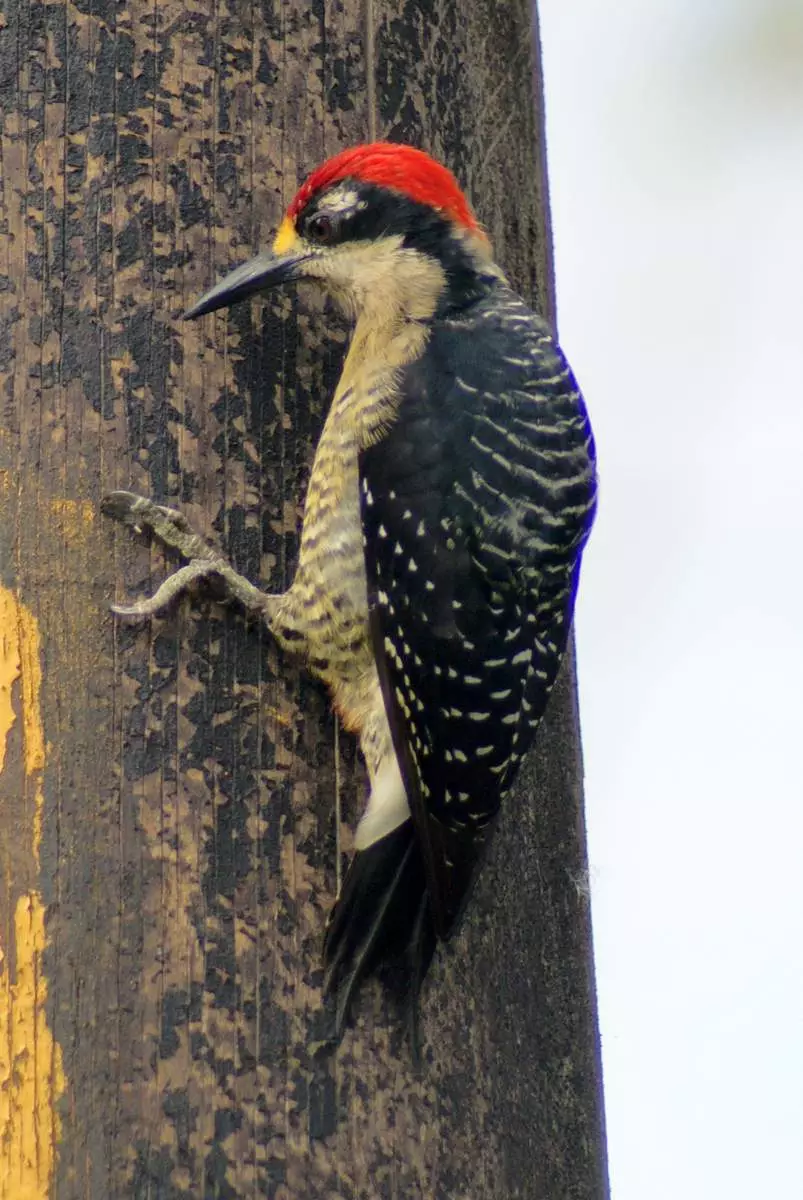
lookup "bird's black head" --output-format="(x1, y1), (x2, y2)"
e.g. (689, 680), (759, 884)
(185, 142), (500, 322)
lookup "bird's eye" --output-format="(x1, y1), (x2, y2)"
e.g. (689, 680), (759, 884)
(307, 213), (339, 244)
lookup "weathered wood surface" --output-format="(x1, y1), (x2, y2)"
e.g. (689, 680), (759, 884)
(0, 1), (608, 1196)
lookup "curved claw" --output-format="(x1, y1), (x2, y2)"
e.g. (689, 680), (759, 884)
(101, 490), (188, 528)
(110, 560), (222, 620)
(103, 490), (277, 627)
(100, 490), (141, 522)
(102, 490), (217, 561)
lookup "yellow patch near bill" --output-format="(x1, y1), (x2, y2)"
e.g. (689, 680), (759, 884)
(0, 587), (66, 1199)
(272, 215), (298, 255)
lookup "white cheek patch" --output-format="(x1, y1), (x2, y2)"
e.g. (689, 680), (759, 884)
(354, 753), (411, 848)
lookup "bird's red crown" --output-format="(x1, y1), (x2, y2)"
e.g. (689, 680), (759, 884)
(286, 143), (482, 235)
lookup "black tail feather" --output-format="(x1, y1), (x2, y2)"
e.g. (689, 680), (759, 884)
(322, 820), (436, 1044)
(404, 889), (434, 1061)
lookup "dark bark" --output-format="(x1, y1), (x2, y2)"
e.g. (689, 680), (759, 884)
(0, 0), (608, 1196)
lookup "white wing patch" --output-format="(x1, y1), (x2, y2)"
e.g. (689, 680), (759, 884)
(354, 753), (411, 849)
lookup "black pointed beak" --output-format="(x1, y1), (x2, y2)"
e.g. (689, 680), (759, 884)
(183, 250), (311, 320)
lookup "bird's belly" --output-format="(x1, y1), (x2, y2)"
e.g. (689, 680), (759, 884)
(288, 430), (372, 696)
(293, 526), (376, 733)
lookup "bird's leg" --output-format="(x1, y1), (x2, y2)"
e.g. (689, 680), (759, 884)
(101, 490), (279, 627)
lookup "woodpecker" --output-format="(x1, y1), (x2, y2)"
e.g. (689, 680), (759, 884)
(102, 142), (597, 1042)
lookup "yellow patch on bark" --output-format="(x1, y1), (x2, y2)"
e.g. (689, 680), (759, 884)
(48, 498), (95, 548)
(0, 588), (66, 1199)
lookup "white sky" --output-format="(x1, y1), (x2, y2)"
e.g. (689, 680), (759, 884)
(538, 2), (803, 1196)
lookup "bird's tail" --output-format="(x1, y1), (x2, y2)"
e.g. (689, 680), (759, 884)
(322, 820), (436, 1048)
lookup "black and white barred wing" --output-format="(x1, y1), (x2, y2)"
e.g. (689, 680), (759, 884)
(359, 294), (597, 938)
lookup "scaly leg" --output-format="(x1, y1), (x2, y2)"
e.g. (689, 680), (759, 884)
(101, 490), (287, 631)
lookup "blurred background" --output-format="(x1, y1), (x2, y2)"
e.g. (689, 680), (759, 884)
(538, 1), (803, 1196)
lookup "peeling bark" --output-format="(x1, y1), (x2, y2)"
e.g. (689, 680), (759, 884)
(0, 1), (608, 1196)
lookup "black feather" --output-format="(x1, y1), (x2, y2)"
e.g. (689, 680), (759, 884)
(322, 821), (436, 1041)
(322, 281), (596, 1043)
(360, 281), (597, 939)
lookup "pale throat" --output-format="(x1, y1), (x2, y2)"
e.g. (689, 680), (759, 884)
(338, 240), (447, 329)
(346, 258), (436, 394)
(334, 247), (445, 441)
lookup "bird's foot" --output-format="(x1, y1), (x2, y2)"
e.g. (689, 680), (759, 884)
(101, 490), (273, 622)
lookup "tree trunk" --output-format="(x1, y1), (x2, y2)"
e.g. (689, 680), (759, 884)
(0, 1), (608, 1196)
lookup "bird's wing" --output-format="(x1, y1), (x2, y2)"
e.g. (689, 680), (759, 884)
(359, 293), (596, 938)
